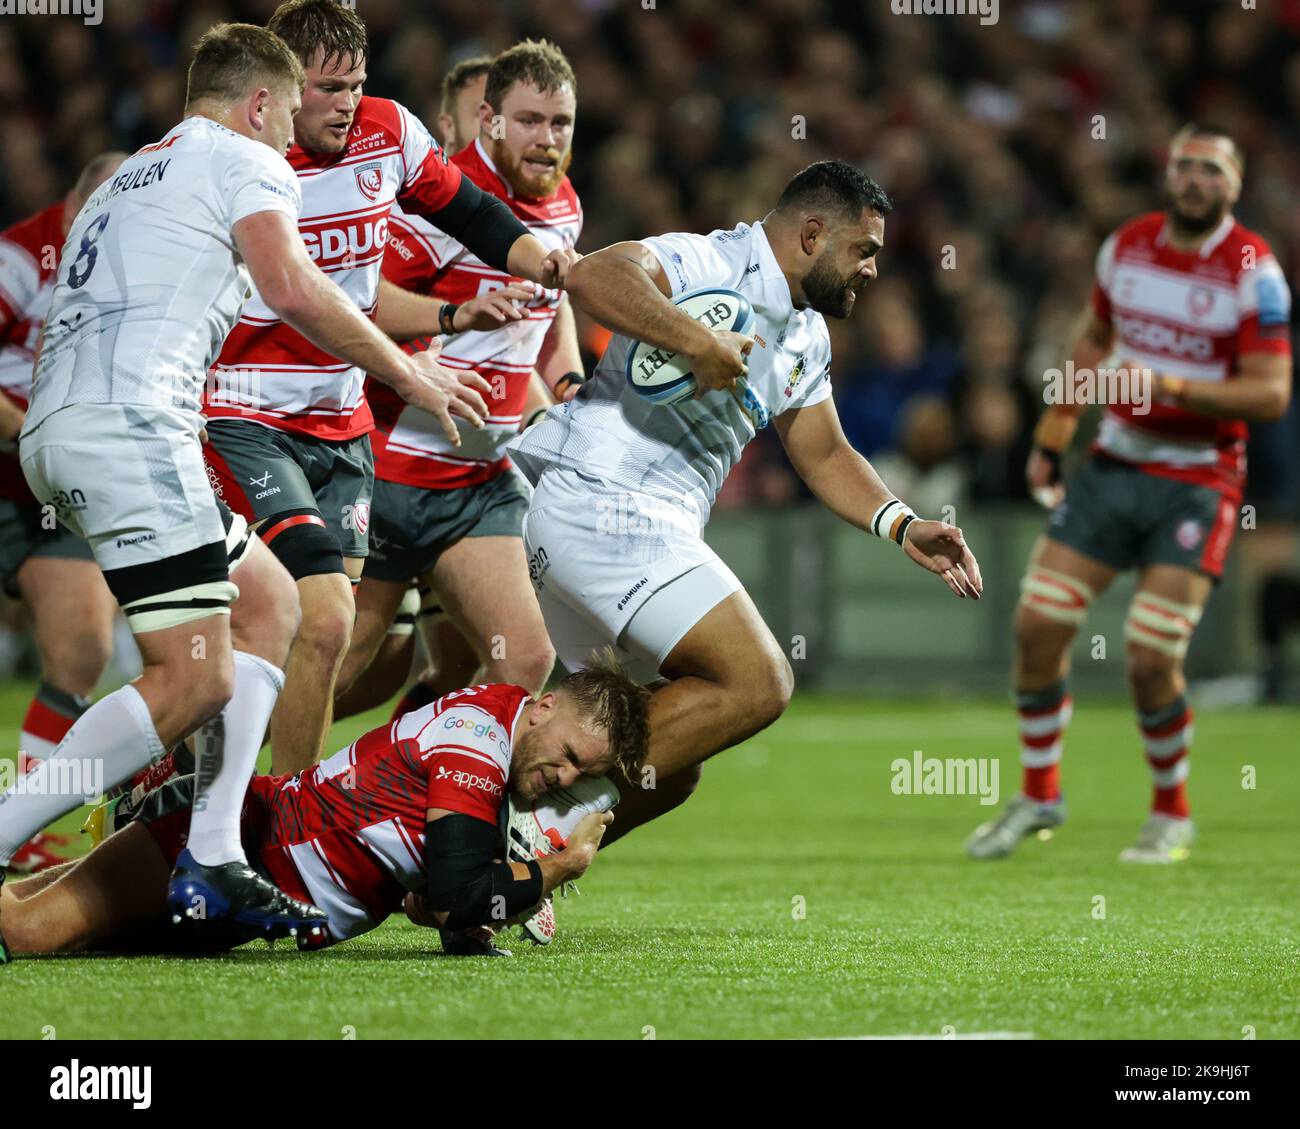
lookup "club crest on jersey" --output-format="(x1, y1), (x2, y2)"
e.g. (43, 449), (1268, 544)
(1187, 286), (1214, 319)
(354, 162), (383, 202)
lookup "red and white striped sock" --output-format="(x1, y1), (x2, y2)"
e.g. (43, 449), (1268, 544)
(1015, 680), (1072, 803)
(1139, 695), (1192, 819)
(18, 681), (90, 774)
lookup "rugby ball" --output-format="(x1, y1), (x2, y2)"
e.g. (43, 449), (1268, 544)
(626, 287), (755, 405)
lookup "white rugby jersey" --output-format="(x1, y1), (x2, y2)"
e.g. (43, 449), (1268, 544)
(22, 117), (301, 437)
(208, 97), (464, 440)
(508, 220), (833, 523)
(369, 139), (583, 489)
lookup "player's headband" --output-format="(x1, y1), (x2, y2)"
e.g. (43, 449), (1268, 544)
(1167, 131), (1242, 193)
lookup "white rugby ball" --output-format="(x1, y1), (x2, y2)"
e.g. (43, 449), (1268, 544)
(626, 287), (755, 405)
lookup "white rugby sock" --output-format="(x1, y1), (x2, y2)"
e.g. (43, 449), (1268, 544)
(530, 776), (621, 848)
(186, 651), (283, 867)
(0, 684), (163, 865)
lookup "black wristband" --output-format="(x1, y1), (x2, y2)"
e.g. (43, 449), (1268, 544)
(894, 513), (916, 546)
(555, 370), (586, 393)
(1036, 446), (1063, 485)
(439, 303), (460, 335)
(524, 406), (550, 429)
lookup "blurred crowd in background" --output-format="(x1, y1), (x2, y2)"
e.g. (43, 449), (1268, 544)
(3, 0), (1298, 513)
(1, 0), (1298, 682)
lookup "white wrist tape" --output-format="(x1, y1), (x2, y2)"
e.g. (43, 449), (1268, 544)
(870, 498), (917, 545)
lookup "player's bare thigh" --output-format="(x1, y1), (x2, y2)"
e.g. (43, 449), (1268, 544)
(337, 574), (409, 695)
(428, 536), (554, 672)
(658, 585), (790, 691)
(0, 823), (169, 955)
(16, 556), (115, 695)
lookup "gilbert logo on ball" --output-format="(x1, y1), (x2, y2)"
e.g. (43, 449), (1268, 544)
(626, 287), (755, 405)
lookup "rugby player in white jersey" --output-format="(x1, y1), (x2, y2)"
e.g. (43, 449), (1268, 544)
(0, 24), (483, 960)
(507, 161), (983, 886)
(205, 1), (579, 776)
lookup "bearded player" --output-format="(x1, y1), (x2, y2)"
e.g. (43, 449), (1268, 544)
(336, 40), (587, 726)
(504, 161), (982, 942)
(966, 125), (1292, 863)
(203, 1), (578, 775)
(0, 151), (125, 873)
(0, 665), (647, 960)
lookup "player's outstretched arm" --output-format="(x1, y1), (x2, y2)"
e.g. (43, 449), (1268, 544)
(775, 398), (982, 599)
(233, 210), (488, 443)
(373, 277), (534, 341)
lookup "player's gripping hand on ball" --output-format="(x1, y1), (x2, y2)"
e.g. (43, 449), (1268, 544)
(403, 340), (492, 445)
(560, 810), (614, 873)
(689, 329), (755, 397)
(903, 519), (984, 600)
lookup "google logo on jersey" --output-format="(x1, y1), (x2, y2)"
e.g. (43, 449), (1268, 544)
(443, 717), (498, 741)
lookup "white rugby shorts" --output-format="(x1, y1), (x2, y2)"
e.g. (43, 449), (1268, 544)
(21, 403), (227, 575)
(522, 466), (741, 682)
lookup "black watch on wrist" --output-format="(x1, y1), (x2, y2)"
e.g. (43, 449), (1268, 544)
(554, 370), (587, 396)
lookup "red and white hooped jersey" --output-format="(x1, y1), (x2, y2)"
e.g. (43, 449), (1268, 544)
(0, 202), (64, 502)
(207, 97), (464, 441)
(248, 682), (528, 945)
(1090, 211), (1291, 500)
(368, 138), (582, 490)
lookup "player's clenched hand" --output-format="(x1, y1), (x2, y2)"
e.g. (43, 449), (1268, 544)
(563, 810), (614, 872)
(690, 330), (754, 397)
(1026, 447), (1064, 509)
(453, 282), (536, 331)
(403, 345), (491, 445)
(902, 519), (984, 599)
(540, 247), (581, 289)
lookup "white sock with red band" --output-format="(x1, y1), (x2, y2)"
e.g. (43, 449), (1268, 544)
(186, 651), (284, 867)
(18, 681), (90, 773)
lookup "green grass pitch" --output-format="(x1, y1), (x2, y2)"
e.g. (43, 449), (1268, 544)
(1, 682), (1297, 1040)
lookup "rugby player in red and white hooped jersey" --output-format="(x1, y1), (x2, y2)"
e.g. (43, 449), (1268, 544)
(335, 40), (587, 720)
(202, 1), (579, 776)
(0, 664), (649, 959)
(0, 153), (124, 873)
(968, 125), (1292, 864)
